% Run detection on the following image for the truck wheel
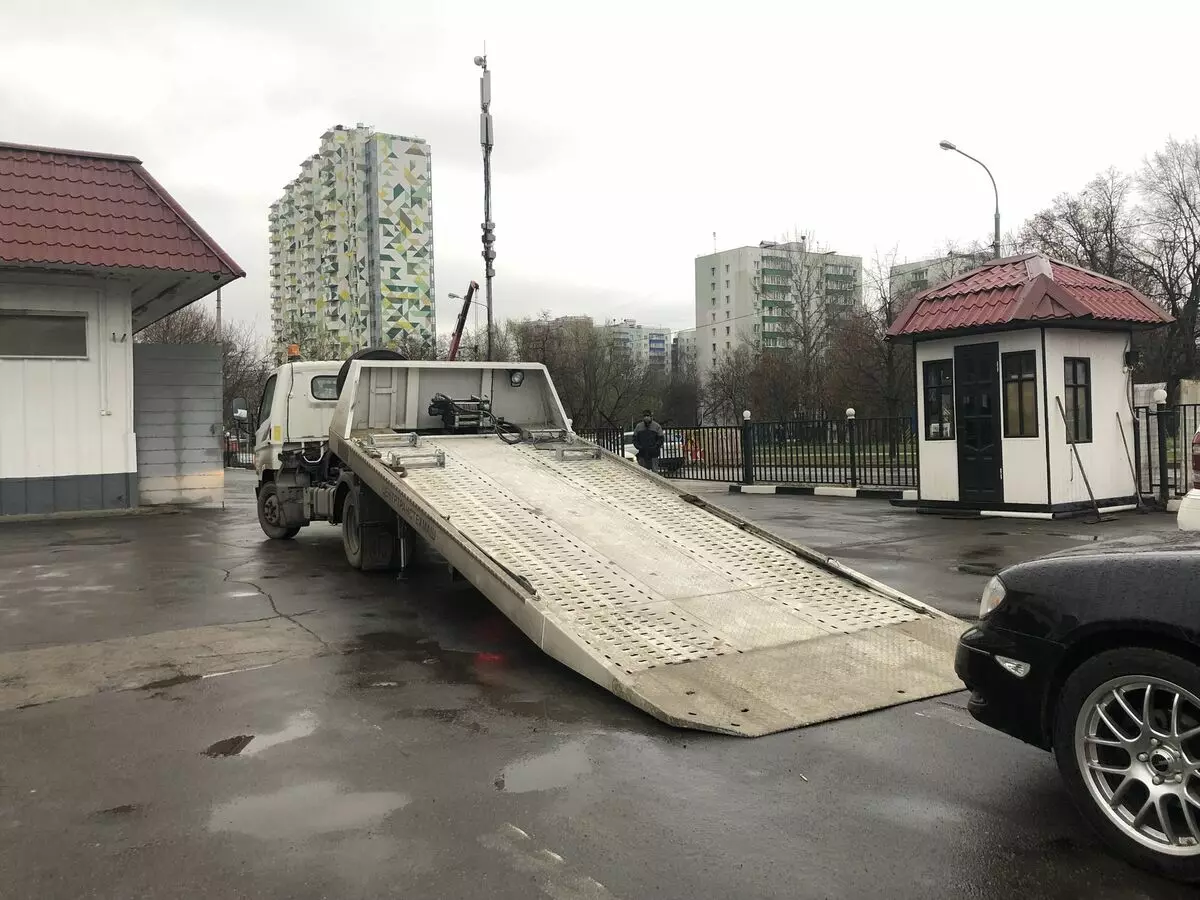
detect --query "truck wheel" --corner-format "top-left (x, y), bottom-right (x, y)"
top-left (341, 489), bottom-right (363, 569)
top-left (258, 482), bottom-right (299, 539)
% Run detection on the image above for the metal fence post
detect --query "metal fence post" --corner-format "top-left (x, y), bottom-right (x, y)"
top-left (741, 410), bottom-right (755, 486)
top-left (846, 407), bottom-right (858, 488)
top-left (1155, 390), bottom-right (1170, 505)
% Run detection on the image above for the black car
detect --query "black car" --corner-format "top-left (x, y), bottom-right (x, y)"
top-left (957, 533), bottom-right (1200, 883)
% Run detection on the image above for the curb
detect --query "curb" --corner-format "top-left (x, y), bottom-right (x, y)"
top-left (728, 485), bottom-right (919, 501)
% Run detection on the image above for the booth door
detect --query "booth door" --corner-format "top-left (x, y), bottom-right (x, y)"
top-left (955, 342), bottom-right (1003, 505)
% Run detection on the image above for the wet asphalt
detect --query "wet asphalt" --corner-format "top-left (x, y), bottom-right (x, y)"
top-left (0, 470), bottom-right (1189, 899)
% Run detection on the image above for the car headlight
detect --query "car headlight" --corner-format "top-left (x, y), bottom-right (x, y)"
top-left (978, 575), bottom-right (1006, 618)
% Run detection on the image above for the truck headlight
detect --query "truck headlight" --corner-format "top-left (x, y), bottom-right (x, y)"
top-left (979, 576), bottom-right (1006, 618)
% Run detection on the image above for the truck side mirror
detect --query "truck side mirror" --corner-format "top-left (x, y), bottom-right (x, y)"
top-left (231, 397), bottom-right (248, 422)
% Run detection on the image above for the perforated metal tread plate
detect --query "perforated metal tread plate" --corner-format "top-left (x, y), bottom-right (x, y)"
top-left (391, 436), bottom-right (964, 736)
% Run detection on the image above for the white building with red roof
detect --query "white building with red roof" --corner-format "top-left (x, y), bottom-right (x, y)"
top-left (887, 253), bottom-right (1172, 516)
top-left (0, 141), bottom-right (244, 515)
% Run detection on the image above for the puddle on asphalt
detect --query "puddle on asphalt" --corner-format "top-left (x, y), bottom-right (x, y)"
top-left (49, 535), bottom-right (130, 547)
top-left (139, 673), bottom-right (201, 690)
top-left (495, 740), bottom-right (592, 793)
top-left (89, 803), bottom-right (143, 819)
top-left (242, 710), bottom-right (318, 755)
top-left (208, 781), bottom-right (409, 839)
top-left (201, 711), bottom-right (319, 758)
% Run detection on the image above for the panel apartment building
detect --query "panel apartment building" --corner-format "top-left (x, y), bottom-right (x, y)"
top-left (693, 239), bottom-right (862, 381)
top-left (597, 319), bottom-right (672, 371)
top-left (269, 125), bottom-right (435, 356)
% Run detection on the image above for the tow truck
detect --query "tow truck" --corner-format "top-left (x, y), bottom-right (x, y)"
top-left (246, 354), bottom-right (964, 736)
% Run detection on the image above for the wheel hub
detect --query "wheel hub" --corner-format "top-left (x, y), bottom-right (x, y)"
top-left (1149, 747), bottom-right (1181, 778)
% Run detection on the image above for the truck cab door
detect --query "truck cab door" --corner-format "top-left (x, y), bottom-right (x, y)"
top-left (254, 373), bottom-right (279, 468)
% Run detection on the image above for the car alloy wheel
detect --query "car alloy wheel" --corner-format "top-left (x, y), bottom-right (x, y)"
top-left (1075, 675), bottom-right (1200, 854)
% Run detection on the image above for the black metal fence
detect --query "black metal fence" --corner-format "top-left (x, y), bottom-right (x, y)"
top-left (1133, 403), bottom-right (1200, 499)
top-left (579, 415), bottom-right (918, 488)
top-left (224, 423), bottom-right (255, 469)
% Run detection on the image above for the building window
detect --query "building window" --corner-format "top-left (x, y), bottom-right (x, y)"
top-left (753, 324), bottom-right (760, 332)
top-left (712, 328), bottom-right (716, 336)
top-left (725, 295), bottom-right (730, 304)
top-left (711, 297), bottom-right (716, 306)
top-left (725, 311), bottom-right (730, 319)
top-left (725, 326), bottom-right (731, 335)
top-left (711, 267), bottom-right (715, 276)
top-left (754, 260), bottom-right (759, 270)
top-left (923, 359), bottom-right (954, 440)
top-left (725, 280), bottom-right (730, 288)
top-left (1064, 358), bottom-right (1092, 443)
top-left (711, 313), bottom-right (716, 322)
top-left (0, 310), bottom-right (87, 358)
top-left (711, 282), bottom-right (716, 290)
top-left (1002, 351), bottom-right (1038, 438)
top-left (725, 264), bottom-right (729, 273)
top-left (712, 343), bottom-right (717, 352)
top-left (725, 341), bottom-right (731, 349)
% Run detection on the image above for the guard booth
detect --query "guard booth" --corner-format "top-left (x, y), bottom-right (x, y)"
top-left (886, 253), bottom-right (1172, 517)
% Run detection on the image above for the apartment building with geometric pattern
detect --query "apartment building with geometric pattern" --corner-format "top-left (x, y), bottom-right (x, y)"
top-left (269, 125), bottom-right (435, 356)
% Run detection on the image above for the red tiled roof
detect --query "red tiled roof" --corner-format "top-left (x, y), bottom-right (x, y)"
top-left (887, 253), bottom-right (1171, 338)
top-left (0, 141), bottom-right (244, 276)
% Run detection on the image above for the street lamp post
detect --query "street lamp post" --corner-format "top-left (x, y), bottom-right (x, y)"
top-left (939, 140), bottom-right (1001, 260)
top-left (475, 53), bottom-right (496, 361)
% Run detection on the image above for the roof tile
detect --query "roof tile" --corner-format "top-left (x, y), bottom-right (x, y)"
top-left (888, 255), bottom-right (1171, 337)
top-left (0, 142), bottom-right (243, 275)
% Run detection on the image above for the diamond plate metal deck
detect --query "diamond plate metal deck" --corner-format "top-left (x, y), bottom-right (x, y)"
top-left (358, 434), bottom-right (965, 735)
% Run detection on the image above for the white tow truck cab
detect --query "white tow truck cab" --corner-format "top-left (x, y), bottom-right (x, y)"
top-left (249, 360), bottom-right (343, 539)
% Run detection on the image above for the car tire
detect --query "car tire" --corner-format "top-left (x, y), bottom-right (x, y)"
top-left (257, 482), bottom-right (300, 540)
top-left (1053, 647), bottom-right (1200, 883)
top-left (341, 489), bottom-right (363, 569)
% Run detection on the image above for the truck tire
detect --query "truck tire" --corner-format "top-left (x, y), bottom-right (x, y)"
top-left (341, 486), bottom-right (397, 571)
top-left (258, 482), bottom-right (300, 540)
top-left (341, 489), bottom-right (364, 569)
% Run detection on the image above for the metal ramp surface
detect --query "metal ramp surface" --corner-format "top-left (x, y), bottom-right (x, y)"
top-left (353, 434), bottom-right (964, 736)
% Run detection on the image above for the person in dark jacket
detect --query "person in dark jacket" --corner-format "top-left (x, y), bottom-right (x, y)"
top-left (632, 410), bottom-right (664, 471)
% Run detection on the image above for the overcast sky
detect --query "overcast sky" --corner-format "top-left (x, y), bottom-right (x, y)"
top-left (3, 0), bottom-right (1198, 336)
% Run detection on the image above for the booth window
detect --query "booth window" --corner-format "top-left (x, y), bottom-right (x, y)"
top-left (1002, 351), bottom-right (1038, 437)
top-left (923, 359), bottom-right (954, 440)
top-left (1064, 357), bottom-right (1092, 443)
top-left (0, 311), bottom-right (87, 358)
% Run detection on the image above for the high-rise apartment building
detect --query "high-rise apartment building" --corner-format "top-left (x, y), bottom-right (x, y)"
top-left (597, 319), bottom-right (672, 371)
top-left (693, 239), bottom-right (862, 382)
top-left (269, 125), bottom-right (435, 356)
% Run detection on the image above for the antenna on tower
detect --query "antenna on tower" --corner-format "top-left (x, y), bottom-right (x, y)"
top-left (712, 231), bottom-right (717, 252)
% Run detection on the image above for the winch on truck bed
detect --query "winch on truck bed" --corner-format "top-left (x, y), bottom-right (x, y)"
top-left (254, 359), bottom-right (965, 736)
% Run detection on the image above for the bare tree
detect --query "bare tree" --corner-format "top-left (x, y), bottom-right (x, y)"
top-left (509, 315), bottom-right (662, 430)
top-left (826, 248), bottom-right (914, 418)
top-left (702, 344), bottom-right (757, 424)
top-left (1135, 138), bottom-right (1200, 395)
top-left (1019, 139), bottom-right (1200, 395)
top-left (1018, 169), bottom-right (1142, 284)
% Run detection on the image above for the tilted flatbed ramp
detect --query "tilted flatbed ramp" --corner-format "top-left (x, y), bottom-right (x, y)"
top-left (332, 362), bottom-right (965, 737)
